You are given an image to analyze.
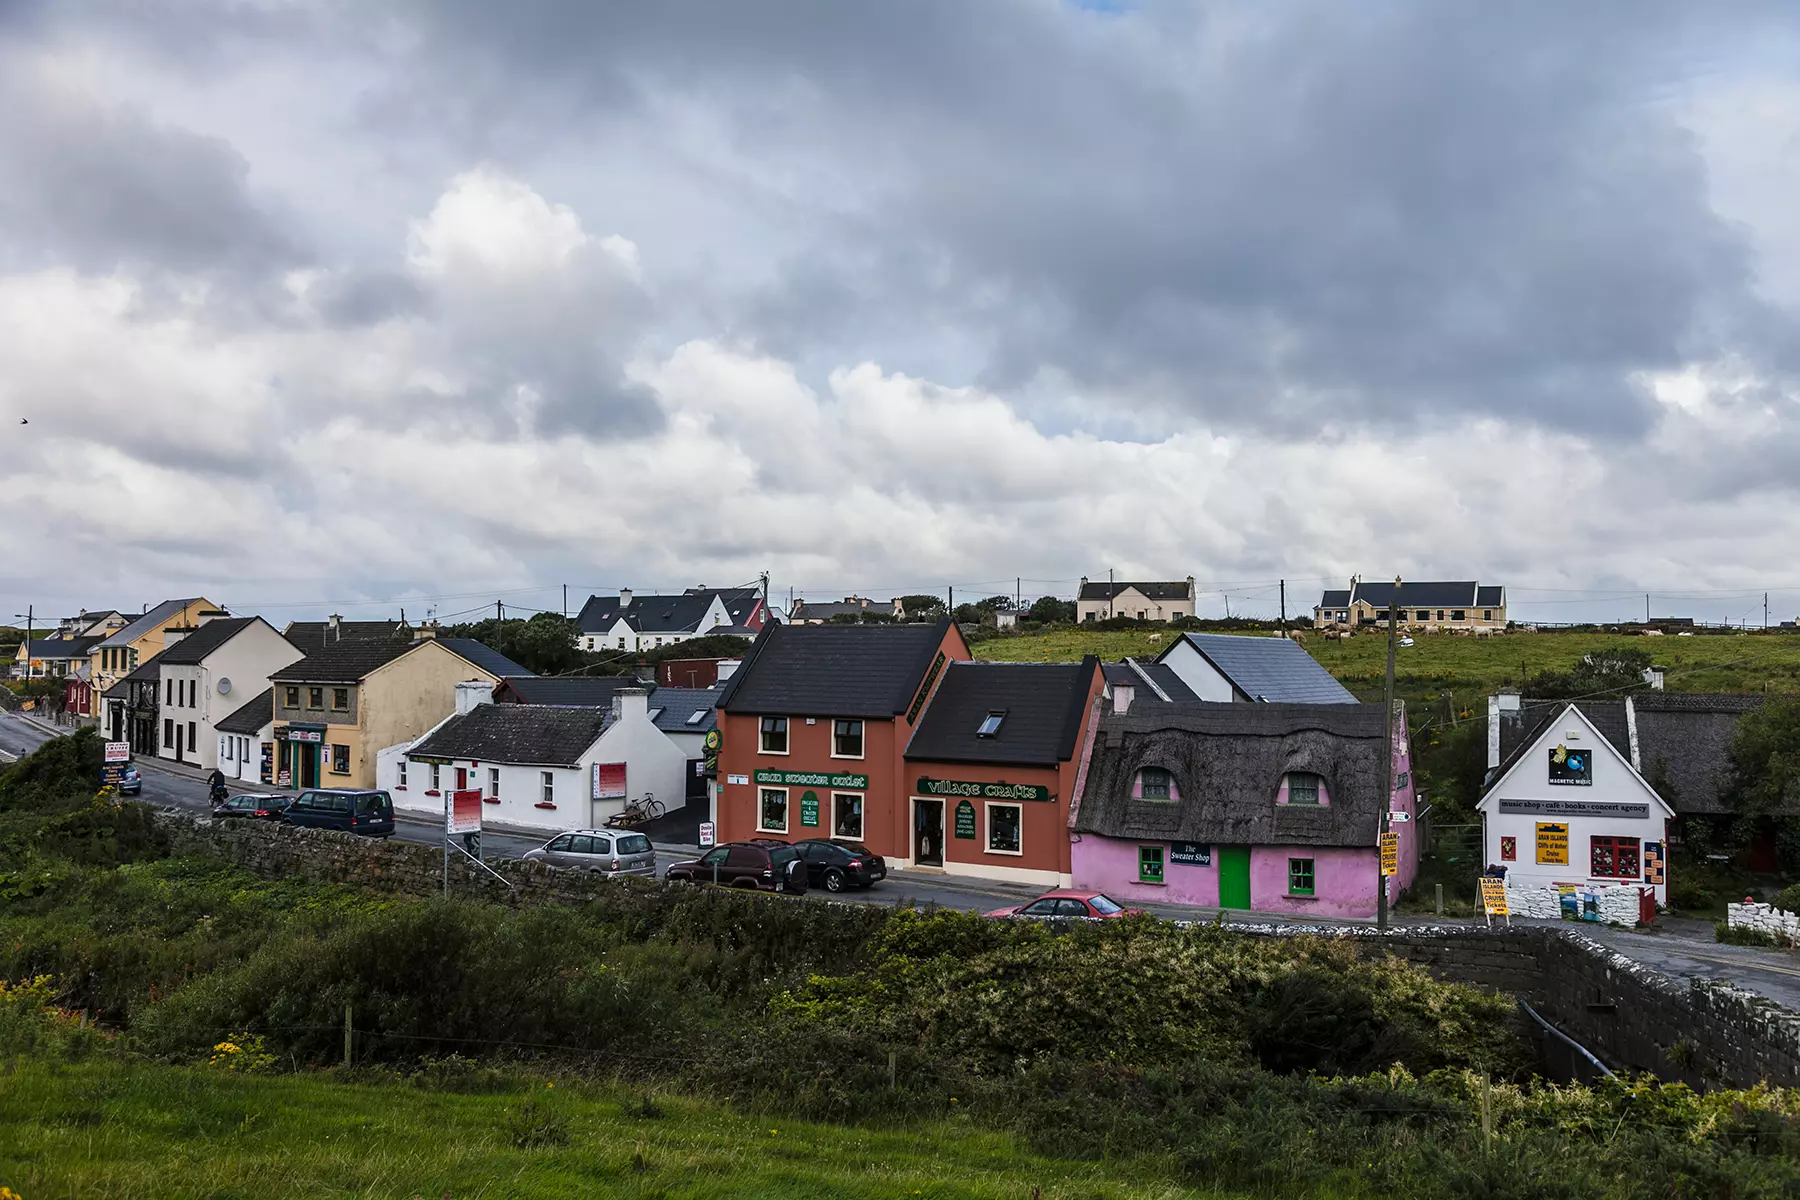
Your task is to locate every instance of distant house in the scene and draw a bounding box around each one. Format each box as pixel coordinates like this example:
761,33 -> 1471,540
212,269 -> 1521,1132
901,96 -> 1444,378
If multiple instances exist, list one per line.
87,598 -> 226,719
492,676 -> 643,707
281,616 -> 412,651
154,616 -> 302,771
1154,633 -> 1358,704
1071,699 -> 1418,918
14,635 -> 104,680
1315,579 -> 1506,632
575,587 -> 765,652
1076,577 -> 1196,623
789,596 -> 901,624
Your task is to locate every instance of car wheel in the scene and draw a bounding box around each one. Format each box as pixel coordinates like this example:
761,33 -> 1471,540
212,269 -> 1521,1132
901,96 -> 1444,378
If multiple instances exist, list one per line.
823,868 -> 845,893
732,878 -> 759,890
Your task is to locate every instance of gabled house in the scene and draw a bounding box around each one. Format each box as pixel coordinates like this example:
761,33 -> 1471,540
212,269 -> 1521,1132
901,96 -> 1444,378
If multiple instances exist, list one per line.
650,686 -> 723,810
153,616 -> 302,770
1155,633 -> 1357,704
575,587 -> 766,652
56,610 -> 129,639
492,676 -> 643,707
216,688 -> 275,784
268,633 -> 531,790
282,616 -> 412,651
87,598 -> 225,719
1478,700 -> 1674,906
1072,699 -> 1418,917
1076,577 -> 1196,623
714,619 -> 970,862
15,635 -> 104,679
1315,579 -> 1506,632
789,596 -> 901,624
397,688 -> 688,833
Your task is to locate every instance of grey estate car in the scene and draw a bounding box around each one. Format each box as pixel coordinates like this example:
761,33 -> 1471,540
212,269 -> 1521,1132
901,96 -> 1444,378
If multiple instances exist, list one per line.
522,829 -> 657,877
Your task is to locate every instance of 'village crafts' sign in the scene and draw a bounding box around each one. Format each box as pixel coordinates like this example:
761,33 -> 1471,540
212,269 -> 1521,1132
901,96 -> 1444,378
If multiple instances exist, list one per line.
915,776 -> 1052,802
754,769 -> 870,790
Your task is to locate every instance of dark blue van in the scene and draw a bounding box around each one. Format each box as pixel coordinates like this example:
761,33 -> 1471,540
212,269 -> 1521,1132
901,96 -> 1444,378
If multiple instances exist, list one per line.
280,788 -> 396,837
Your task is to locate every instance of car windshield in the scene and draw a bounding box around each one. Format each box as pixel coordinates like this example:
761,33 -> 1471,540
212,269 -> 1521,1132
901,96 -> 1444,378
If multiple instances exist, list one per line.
1087,894 -> 1125,915
615,834 -> 651,854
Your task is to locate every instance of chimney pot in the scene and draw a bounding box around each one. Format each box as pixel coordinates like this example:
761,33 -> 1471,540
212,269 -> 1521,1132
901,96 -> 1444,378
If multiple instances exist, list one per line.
1112,683 -> 1135,715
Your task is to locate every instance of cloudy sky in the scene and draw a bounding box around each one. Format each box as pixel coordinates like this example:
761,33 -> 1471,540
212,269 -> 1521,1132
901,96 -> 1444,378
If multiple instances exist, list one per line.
4,1 -> 1800,627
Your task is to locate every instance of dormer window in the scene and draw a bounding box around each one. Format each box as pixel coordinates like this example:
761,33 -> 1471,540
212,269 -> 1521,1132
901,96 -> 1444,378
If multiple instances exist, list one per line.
1138,767 -> 1174,801
976,711 -> 1005,738
685,710 -> 706,726
1285,772 -> 1323,806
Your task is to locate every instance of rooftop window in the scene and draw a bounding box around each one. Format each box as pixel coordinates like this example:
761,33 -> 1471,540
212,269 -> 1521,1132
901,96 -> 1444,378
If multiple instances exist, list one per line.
976,711 -> 1005,738
685,710 -> 707,726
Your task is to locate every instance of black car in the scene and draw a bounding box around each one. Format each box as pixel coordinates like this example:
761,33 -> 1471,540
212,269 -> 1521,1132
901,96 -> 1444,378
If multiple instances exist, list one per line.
793,839 -> 886,892
279,788 -> 396,837
211,793 -> 292,820
665,841 -> 807,893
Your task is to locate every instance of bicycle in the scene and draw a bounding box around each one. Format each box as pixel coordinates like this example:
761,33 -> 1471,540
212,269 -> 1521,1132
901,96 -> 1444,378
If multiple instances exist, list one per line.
604,794 -> 666,828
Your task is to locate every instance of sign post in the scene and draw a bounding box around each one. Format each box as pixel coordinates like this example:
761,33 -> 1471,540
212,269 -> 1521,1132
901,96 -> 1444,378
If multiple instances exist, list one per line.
699,821 -> 716,848
1380,831 -> 1399,878
104,741 -> 130,764
1479,876 -> 1511,929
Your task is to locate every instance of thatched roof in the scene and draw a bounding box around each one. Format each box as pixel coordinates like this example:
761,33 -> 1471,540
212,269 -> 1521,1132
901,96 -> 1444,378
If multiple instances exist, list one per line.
1073,701 -> 1390,847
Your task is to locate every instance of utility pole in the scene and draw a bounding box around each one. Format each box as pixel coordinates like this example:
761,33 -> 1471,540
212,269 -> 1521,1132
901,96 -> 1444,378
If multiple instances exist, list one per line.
1378,579 -> 1399,932
761,571 -> 770,621
1016,577 -> 1021,612
23,604 -> 31,681
1645,593 -> 1650,624
562,584 -> 568,618
947,586 -> 954,616
1108,568 -> 1114,619
1766,592 -> 1771,629
1279,579 -> 1286,627
497,599 -> 504,623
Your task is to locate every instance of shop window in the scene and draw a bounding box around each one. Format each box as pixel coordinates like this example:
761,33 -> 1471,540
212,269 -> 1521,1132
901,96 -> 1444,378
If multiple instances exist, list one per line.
330,743 -> 349,774
1590,836 -> 1640,879
1138,767 -> 1174,800
833,719 -> 864,758
1288,858 -> 1315,896
833,792 -> 864,839
760,716 -> 789,754
1285,772 -> 1323,805
987,803 -> 1022,854
1138,845 -> 1165,884
759,787 -> 789,832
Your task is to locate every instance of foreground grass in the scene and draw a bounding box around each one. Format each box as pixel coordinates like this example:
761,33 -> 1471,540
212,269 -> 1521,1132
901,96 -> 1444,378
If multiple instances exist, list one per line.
0,1060 -> 1221,1200
977,627 -> 1800,700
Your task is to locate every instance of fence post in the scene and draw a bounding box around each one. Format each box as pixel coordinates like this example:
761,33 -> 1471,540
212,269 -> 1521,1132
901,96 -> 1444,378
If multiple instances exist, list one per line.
343,999 -> 353,1069
888,1050 -> 897,1091
1435,883 -> 1444,915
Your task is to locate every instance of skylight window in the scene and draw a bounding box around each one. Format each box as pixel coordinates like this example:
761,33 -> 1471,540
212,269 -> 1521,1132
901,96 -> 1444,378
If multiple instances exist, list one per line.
648,708 -> 664,722
976,711 -> 1005,737
686,710 -> 706,725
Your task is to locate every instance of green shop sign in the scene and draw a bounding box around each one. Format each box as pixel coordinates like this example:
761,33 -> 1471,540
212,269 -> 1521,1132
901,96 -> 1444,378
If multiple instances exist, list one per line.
753,769 -> 871,790
916,776 -> 1052,803
800,790 -> 820,827
953,799 -> 977,839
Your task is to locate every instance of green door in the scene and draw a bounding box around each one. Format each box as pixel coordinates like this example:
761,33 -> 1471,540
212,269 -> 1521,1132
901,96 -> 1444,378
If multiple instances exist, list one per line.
1218,846 -> 1251,910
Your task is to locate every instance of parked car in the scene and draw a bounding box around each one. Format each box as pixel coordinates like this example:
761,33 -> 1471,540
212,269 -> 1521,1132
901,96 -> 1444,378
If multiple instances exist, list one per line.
983,890 -> 1146,920
665,841 -> 806,892
792,839 -> 886,892
117,765 -> 141,796
211,792 -> 292,820
279,788 -> 395,838
521,829 -> 656,877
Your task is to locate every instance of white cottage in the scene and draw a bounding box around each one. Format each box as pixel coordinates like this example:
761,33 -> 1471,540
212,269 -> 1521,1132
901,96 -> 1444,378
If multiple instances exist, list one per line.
1477,701 -> 1673,907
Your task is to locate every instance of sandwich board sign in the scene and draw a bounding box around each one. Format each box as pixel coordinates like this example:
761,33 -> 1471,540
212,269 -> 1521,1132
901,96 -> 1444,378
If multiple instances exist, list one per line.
104,741 -> 130,764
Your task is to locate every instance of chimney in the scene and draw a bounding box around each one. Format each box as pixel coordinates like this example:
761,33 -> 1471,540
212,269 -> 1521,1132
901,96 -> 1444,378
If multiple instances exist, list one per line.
164,627 -> 191,648
329,613 -> 342,643
413,622 -> 439,641
619,588 -> 633,609
1112,682 -> 1134,714
455,680 -> 494,715
613,686 -> 650,722
196,609 -> 228,626
716,659 -> 741,682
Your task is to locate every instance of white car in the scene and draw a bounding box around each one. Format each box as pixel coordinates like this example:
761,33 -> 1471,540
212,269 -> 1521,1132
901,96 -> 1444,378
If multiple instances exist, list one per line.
1398,635 -> 1415,647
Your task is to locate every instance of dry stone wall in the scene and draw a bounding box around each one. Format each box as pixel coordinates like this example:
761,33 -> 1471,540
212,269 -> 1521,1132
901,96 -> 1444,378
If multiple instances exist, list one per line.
1728,901 -> 1800,943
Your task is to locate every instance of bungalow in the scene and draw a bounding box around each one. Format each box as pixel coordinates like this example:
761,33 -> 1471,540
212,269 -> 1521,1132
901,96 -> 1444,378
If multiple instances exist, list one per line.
1071,699 -> 1418,918
1155,632 -> 1357,704
14,634 -> 104,679
1315,579 -> 1506,632
714,619 -> 970,863
216,688 -> 275,785
789,596 -> 902,624
575,587 -> 765,652
1076,577 -> 1196,624
154,616 -> 301,770
399,688 -> 687,833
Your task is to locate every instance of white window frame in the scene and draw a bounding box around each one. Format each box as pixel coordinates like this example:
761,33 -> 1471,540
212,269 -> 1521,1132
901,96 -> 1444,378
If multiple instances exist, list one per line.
540,771 -> 555,806
397,761 -> 408,789
985,801 -> 1023,856
760,715 -> 790,755
830,718 -> 865,760
430,763 -> 441,792
758,786 -> 790,833
489,767 -> 500,799
831,791 -> 864,840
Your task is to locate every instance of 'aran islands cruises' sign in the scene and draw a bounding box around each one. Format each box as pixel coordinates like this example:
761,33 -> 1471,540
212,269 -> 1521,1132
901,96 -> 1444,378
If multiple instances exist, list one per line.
916,776 -> 1053,802
753,769 -> 871,790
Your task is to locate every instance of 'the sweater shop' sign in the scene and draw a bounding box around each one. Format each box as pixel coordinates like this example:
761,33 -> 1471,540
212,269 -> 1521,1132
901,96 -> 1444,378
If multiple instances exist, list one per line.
915,776 -> 1052,802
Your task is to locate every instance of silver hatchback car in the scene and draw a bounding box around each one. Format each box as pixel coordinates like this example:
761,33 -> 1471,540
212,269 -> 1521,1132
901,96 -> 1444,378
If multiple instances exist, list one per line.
522,829 -> 657,877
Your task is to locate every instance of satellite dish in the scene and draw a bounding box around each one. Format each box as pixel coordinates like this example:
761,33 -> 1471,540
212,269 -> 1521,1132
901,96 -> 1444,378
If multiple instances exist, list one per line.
217,677 -> 233,695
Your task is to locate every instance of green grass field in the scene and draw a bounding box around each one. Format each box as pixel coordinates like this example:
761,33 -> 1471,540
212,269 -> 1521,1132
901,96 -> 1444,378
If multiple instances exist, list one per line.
976,627 -> 1800,702
0,1061 -> 1218,1200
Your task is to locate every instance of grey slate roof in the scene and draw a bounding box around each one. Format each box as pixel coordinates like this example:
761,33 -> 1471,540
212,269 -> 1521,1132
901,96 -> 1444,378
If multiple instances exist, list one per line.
440,638 -> 533,678
1079,580 -> 1192,601
649,687 -> 720,734
20,635 -> 103,659
96,598 -> 208,650
1106,658 -> 1199,704
409,704 -> 610,768
1327,581 -> 1503,611
216,688 -> 274,736
905,659 -> 1099,766
282,620 -> 411,651
1074,702 -> 1389,846
1493,700 -> 1630,785
578,588 -> 758,636
793,598 -> 889,621
494,676 -> 640,706
273,641 -> 418,683
1632,693 -> 1772,815
1159,633 -> 1357,704
716,619 -> 954,718
1319,590 -> 1352,609
1475,586 -> 1505,608
154,617 -> 271,665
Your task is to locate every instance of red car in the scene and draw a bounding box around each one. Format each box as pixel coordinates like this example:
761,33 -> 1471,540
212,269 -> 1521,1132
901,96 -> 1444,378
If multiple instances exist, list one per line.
983,890 -> 1147,920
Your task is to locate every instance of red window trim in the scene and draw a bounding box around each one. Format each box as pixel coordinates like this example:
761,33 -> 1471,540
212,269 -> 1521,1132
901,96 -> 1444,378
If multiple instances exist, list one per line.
1590,835 -> 1641,879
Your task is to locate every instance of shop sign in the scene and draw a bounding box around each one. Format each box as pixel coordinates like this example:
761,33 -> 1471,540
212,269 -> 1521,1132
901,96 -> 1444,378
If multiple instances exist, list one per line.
1500,835 -> 1517,861
915,776 -> 1052,802
277,769 -> 292,788
1380,831 -> 1399,876
754,769 -> 870,789
726,773 -> 749,786
1498,798 -> 1647,818
286,728 -> 324,744
260,742 -> 274,785
800,790 -> 820,827
1548,745 -> 1593,786
100,763 -> 127,788
104,741 -> 131,764
1644,841 -> 1666,885
699,822 -> 716,847
448,789 -> 482,835
593,762 -> 627,800
906,651 -> 948,723
1535,822 -> 1569,865
953,799 -> 977,839
1169,841 -> 1211,866
1479,877 -> 1509,916
703,728 -> 721,773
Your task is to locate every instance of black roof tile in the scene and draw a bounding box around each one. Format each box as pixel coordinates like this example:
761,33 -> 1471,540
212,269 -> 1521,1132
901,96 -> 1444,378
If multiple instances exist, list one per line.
495,676 -> 640,706
440,638 -> 533,678
216,688 -> 274,735
409,704 -> 610,768
905,659 -> 1099,766
716,619 -> 956,718
1079,580 -> 1192,601
155,617 -> 276,665
273,641 -> 417,683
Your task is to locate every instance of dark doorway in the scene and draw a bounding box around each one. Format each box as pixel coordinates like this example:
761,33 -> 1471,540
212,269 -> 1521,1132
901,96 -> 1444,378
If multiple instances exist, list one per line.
914,799 -> 944,867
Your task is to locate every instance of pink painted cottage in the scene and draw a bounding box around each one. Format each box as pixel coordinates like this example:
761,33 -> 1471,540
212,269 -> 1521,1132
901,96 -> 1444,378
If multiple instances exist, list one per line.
1069,700 -> 1417,919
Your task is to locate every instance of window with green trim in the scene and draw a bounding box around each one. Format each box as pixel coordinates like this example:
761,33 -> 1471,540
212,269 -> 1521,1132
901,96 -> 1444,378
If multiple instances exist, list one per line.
1138,845 -> 1165,884
1288,857 -> 1315,896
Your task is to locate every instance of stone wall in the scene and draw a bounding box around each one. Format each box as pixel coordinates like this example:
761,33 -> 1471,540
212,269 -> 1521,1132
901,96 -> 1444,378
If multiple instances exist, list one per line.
1506,880 -> 1642,925
154,808 -> 1800,1090
1728,901 -> 1800,943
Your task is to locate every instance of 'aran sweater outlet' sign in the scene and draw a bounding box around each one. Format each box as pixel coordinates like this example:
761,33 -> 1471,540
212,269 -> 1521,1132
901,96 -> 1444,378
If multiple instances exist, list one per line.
753,769 -> 871,790
915,777 -> 1053,802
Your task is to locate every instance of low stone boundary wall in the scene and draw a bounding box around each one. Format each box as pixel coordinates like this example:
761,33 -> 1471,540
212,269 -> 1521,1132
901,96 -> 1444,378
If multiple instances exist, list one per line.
154,808 -> 1800,1090
1728,901 -> 1800,943
1505,881 -> 1643,925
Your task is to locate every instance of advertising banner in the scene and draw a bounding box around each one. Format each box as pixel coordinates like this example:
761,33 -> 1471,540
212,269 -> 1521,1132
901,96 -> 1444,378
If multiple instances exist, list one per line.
104,741 -> 131,764
1479,877 -> 1509,916
953,799 -> 977,839
1379,831 -> 1399,876
448,789 -> 482,835
1535,822 -> 1570,865
1170,841 -> 1211,866
799,790 -> 820,826
593,762 -> 627,800
1547,745 -> 1593,786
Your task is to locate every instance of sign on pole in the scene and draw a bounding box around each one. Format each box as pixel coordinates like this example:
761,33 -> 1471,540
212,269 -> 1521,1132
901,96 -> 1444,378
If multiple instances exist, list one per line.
1386,811 -> 1411,823
104,741 -> 131,764
1379,831 -> 1399,876
699,821 -> 716,847
447,789 -> 483,836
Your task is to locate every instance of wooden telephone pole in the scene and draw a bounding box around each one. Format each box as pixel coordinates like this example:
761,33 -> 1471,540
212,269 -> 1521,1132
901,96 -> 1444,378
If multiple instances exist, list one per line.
1378,578 -> 1399,932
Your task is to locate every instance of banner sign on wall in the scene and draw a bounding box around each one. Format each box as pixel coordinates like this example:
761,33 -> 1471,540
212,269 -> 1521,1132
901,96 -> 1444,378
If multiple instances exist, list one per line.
800,790 -> 820,826
953,799 -> 977,839
754,769 -> 870,789
1535,822 -> 1570,865
1170,841 -> 1211,866
593,762 -> 627,800
448,789 -> 482,835
1547,745 -> 1593,786
915,777 -> 1052,802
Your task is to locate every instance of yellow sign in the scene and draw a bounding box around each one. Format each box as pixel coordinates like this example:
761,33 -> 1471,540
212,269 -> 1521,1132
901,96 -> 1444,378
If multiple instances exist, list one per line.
1536,822 -> 1569,865
1479,877 -> 1509,916
1380,831 -> 1399,876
